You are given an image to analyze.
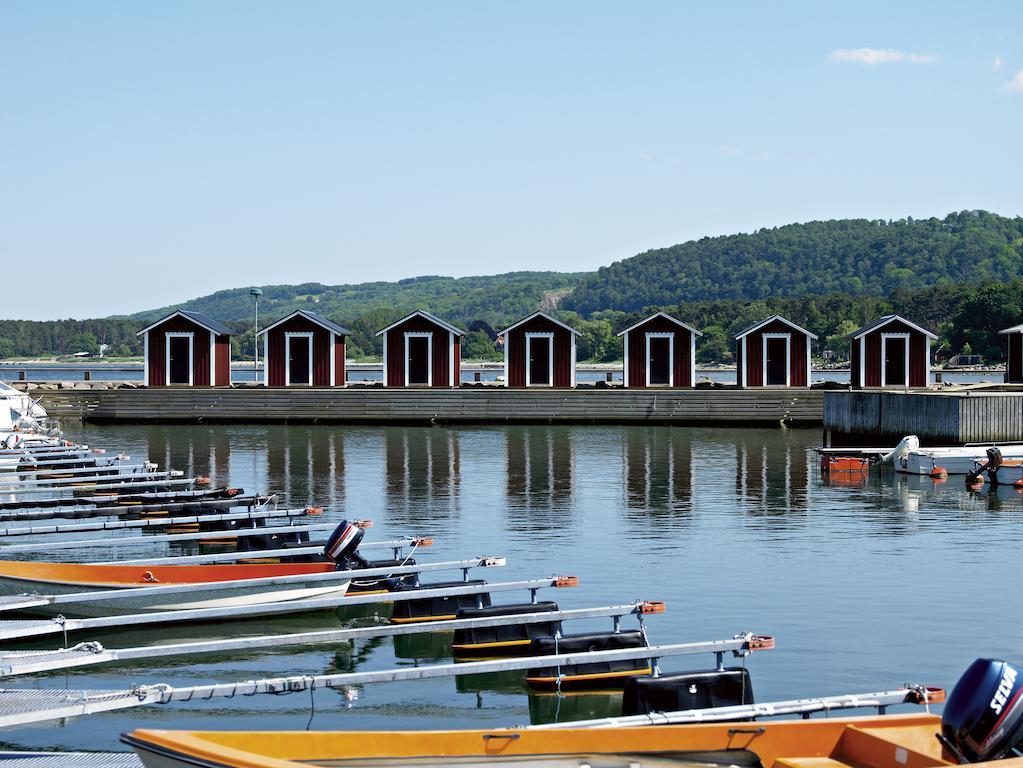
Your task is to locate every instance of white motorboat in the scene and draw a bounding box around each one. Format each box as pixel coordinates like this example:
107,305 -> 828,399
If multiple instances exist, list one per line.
883,435 -> 1023,475
0,381 -> 63,455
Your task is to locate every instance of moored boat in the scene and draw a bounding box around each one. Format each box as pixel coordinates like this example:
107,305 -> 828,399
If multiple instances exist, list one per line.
122,658 -> 1023,768
0,558 -> 346,616
0,519 -> 378,616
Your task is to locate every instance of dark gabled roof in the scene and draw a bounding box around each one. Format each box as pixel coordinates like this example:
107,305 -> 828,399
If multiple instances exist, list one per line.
615,311 -> 703,338
497,311 -> 581,337
849,314 -> 937,340
732,315 -> 818,341
256,309 -> 351,338
136,310 -> 233,338
374,310 -> 466,337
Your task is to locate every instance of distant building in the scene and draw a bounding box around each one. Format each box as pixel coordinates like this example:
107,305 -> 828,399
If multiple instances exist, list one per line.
256,310 -> 350,387
850,315 -> 936,388
375,311 -> 464,387
498,311 -> 580,388
616,312 -> 702,388
947,354 -> 983,368
1000,323 -> 1023,383
137,310 -> 232,387
733,315 -> 816,388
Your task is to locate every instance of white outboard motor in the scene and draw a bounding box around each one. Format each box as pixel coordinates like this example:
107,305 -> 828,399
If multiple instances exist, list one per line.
881,435 -> 919,464
322,520 -> 368,571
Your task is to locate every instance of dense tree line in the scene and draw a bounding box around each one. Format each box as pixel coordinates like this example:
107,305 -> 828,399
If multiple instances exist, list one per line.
562,211 -> 1023,316
5,211 -> 1023,365
0,319 -> 142,358
2,279 -> 1020,365
559,279 -> 1023,363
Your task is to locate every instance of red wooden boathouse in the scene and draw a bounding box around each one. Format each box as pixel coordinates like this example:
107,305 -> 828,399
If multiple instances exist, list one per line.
256,310 -> 350,387
499,311 -> 580,388
850,315 -> 936,388
376,311 -> 464,388
1000,323 -> 1023,384
734,315 -> 816,388
137,310 -> 232,387
617,311 -> 702,388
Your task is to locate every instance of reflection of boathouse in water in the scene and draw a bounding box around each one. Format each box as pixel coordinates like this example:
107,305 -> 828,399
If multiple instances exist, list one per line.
385,429 -> 461,527
622,429 -> 694,515
505,429 -> 575,532
146,426 -> 232,486
266,427 -> 345,507
734,437 -> 810,517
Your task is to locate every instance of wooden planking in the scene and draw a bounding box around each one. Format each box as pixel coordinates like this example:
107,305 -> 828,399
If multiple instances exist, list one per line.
34,387 -> 826,426
826,390 -> 1023,444
958,393 -> 1023,443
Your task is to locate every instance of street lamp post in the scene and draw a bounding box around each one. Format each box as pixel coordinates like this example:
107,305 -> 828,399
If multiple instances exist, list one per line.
250,287 -> 263,382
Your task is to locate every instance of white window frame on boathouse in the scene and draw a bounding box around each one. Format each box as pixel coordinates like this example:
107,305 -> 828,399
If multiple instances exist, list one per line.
880,332 -> 911,388
761,333 -> 791,387
525,332 -> 555,387
164,331 -> 194,386
284,332 -> 314,387
644,332 -> 674,387
404,331 -> 433,387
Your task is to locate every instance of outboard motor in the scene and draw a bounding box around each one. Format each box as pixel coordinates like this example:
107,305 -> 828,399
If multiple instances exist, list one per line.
881,435 -> 920,465
322,520 -> 368,570
941,658 -> 1023,763
966,447 -> 1005,485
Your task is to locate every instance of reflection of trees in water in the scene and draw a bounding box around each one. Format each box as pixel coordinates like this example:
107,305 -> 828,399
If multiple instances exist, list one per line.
505,428 -> 574,536
733,436 -> 809,520
384,429 -> 461,530
265,428 -> 345,509
622,428 -> 693,523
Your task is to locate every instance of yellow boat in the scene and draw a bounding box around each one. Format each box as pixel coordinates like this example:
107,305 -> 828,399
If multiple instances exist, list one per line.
122,658 -> 1023,768
118,714 -> 1011,768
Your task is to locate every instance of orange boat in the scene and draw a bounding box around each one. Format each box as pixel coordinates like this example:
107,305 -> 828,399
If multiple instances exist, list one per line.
0,519 -> 370,617
0,558 -> 344,616
120,714 -> 1020,768
122,659 -> 1023,768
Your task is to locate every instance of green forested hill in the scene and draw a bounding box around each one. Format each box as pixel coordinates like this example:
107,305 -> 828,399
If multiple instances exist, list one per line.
123,272 -> 583,359
127,272 -> 583,329
562,211 -> 1023,315
4,210 -> 1023,362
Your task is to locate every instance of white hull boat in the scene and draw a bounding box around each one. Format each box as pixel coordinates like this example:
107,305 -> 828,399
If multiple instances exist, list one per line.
883,435 -> 1023,475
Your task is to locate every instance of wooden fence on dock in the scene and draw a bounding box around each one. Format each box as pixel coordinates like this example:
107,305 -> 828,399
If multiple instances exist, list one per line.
824,390 -> 1023,444
36,387 -> 825,426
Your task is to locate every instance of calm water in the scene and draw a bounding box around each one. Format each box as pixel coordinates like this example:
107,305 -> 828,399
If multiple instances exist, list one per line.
2,423 -> 1021,753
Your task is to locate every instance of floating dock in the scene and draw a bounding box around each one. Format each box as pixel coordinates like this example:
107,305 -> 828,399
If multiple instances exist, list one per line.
824,388 -> 1023,445
35,387 -> 826,426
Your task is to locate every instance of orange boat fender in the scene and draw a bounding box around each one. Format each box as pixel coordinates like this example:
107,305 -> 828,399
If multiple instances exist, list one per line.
929,467 -> 948,479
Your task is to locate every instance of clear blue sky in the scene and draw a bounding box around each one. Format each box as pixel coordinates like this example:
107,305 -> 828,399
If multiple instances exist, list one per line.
2,1 -> 1021,320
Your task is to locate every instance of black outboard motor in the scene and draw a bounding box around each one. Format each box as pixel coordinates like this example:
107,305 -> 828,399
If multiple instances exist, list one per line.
941,658 -> 1023,763
323,520 -> 368,570
967,447 -> 1004,484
